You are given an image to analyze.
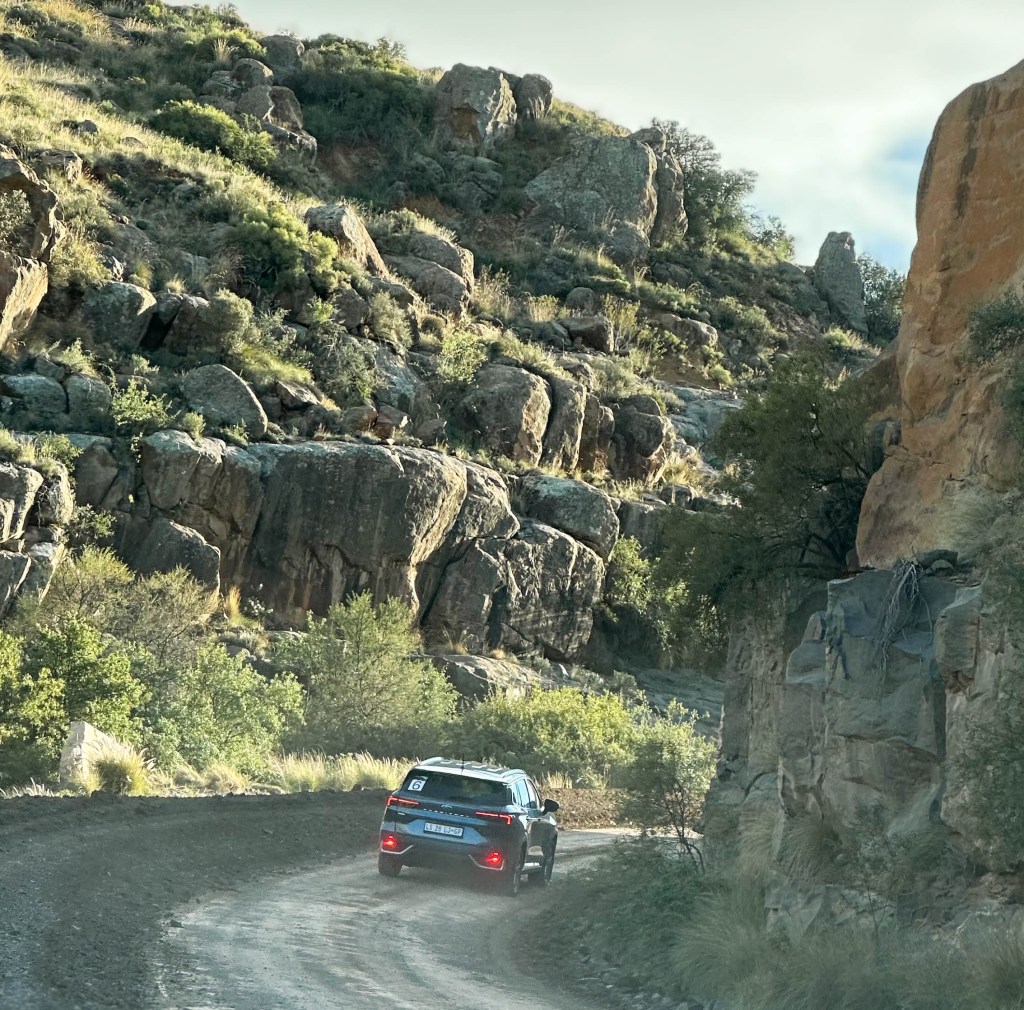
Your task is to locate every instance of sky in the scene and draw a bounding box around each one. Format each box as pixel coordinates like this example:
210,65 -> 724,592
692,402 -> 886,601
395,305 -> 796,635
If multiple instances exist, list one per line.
230,0 -> 1024,271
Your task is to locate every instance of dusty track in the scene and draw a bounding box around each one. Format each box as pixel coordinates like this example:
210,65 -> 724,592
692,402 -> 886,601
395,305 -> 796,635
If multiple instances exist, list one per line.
156,831 -> 618,1010
0,792 -> 383,1009
0,790 -> 619,1009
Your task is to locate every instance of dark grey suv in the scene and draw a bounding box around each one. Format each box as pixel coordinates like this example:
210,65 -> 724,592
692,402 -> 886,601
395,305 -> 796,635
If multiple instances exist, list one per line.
378,758 -> 559,896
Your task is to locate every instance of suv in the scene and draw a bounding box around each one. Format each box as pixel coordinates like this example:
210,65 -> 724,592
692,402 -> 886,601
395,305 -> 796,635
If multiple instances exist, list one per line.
378,757 -> 559,896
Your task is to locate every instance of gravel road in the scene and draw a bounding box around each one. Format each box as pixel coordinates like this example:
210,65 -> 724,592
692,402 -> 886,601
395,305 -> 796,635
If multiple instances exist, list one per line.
156,831 -> 620,1010
0,790 -> 620,1009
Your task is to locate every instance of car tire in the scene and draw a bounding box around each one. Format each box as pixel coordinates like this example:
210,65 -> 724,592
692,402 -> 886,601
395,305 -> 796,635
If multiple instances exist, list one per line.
378,852 -> 402,877
500,848 -> 524,897
530,841 -> 556,887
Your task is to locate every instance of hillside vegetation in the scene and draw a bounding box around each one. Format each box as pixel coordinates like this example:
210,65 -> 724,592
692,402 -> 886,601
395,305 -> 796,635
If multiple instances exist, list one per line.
0,2 -> 896,800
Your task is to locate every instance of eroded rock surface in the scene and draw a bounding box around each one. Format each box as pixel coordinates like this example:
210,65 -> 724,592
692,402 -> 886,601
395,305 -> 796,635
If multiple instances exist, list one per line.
858,60 -> 1024,567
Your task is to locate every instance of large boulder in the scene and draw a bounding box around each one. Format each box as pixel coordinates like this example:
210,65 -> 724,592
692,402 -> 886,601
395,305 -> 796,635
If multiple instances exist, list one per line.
406,232 -> 475,288
244,442 -> 477,620
458,365 -> 550,464
80,282 -> 157,352
0,145 -> 60,261
0,462 -> 43,540
258,34 -> 304,80
65,373 -> 113,430
435,64 -> 516,151
59,721 -> 127,786
0,252 -> 48,350
425,521 -> 604,660
135,518 -> 221,591
651,148 -> 688,246
608,405 -> 674,483
513,74 -> 553,122
525,136 -> 658,241
562,315 -> 613,354
812,231 -> 867,334
519,475 -> 619,560
432,654 -> 542,700
305,203 -> 388,277
181,364 -> 268,440
0,374 -> 67,426
858,60 -> 1024,567
540,376 -> 587,471
383,255 -> 469,315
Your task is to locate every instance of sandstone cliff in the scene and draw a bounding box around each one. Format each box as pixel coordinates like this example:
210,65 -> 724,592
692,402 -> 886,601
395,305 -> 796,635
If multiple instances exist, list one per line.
858,60 -> 1024,568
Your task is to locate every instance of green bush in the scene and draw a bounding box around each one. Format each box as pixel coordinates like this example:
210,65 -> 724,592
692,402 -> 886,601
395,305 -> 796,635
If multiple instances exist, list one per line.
654,355 -> 872,661
0,632 -> 63,787
307,321 -> 380,405
368,291 -> 412,348
150,100 -> 277,171
220,203 -> 337,295
278,593 -> 456,757
110,379 -> 173,435
968,290 -> 1024,361
621,703 -> 717,865
605,537 -> 653,611
711,295 -> 782,350
143,643 -> 303,775
453,687 -> 640,786
437,329 -> 487,386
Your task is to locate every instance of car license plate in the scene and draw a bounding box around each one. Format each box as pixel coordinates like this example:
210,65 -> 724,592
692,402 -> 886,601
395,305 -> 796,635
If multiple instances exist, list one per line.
424,822 -> 464,838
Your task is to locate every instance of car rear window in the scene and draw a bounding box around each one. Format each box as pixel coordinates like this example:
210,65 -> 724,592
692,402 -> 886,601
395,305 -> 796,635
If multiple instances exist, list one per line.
402,771 -> 509,805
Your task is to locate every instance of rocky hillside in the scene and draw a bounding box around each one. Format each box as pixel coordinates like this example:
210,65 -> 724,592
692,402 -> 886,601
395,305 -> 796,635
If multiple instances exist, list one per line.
0,0 -> 892,683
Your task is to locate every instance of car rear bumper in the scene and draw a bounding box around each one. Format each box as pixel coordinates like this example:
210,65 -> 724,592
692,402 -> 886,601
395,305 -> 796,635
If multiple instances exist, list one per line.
379,830 -> 510,872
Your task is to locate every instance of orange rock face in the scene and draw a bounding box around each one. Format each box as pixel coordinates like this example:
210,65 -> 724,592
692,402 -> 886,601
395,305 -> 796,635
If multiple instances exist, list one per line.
858,59 -> 1024,568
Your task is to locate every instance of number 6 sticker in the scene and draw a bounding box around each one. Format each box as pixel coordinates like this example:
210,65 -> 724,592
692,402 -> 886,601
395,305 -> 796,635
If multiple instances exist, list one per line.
408,778 -> 426,792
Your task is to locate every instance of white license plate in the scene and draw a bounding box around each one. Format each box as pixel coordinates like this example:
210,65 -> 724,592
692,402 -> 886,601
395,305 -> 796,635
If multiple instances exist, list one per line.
424,822 -> 464,838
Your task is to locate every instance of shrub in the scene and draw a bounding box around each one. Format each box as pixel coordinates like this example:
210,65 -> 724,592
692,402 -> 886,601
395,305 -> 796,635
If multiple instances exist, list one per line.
605,536 -> 653,610
144,643 -> 303,775
220,203 -> 337,295
150,100 -> 277,170
0,632 -> 63,787
110,379 -> 172,434
711,295 -> 782,350
621,703 -> 718,867
453,688 -> 641,786
654,355 -> 872,661
860,254 -> 905,346
307,322 -> 380,405
90,742 -> 152,795
437,329 -> 487,386
278,593 -> 456,757
368,291 -> 412,347
968,290 -> 1024,361
23,618 -> 146,745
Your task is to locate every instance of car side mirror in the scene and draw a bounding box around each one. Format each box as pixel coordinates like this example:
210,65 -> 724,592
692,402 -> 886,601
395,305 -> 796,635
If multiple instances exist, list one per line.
542,798 -> 559,814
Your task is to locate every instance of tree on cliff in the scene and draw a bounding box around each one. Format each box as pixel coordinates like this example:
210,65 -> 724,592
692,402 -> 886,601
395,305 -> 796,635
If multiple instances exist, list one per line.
859,254 -> 905,346
654,354 -> 872,660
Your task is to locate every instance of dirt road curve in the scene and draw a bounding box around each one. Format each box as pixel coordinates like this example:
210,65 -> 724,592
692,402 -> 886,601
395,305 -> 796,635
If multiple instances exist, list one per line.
157,831 -> 617,1010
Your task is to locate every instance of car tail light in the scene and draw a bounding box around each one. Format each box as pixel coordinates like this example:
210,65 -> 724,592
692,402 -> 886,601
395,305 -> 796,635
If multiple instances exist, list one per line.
387,796 -> 419,808
475,811 -> 513,825
483,850 -> 504,868
381,833 -> 401,851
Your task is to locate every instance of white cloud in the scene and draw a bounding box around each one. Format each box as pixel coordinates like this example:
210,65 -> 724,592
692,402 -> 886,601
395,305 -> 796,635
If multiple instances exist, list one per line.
233,0 -> 1024,270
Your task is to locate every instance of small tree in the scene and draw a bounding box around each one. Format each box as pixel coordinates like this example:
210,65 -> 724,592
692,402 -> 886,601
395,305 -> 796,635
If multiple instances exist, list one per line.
144,643 -> 303,774
622,703 -> 717,869
278,592 -> 456,756
860,254 -> 906,347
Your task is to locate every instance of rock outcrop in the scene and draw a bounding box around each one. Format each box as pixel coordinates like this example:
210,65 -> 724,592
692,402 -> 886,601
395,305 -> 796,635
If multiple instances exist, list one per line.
812,231 -> 866,334
435,64 -> 517,152
304,204 -> 388,276
0,146 -> 61,348
524,132 -> 686,259
87,435 -> 607,660
858,60 -> 1024,568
